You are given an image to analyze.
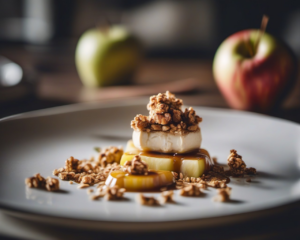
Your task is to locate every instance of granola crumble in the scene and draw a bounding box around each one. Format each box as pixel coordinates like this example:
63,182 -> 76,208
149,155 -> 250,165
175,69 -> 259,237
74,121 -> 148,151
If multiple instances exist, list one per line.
227,149 -> 246,176
160,190 -> 175,204
53,147 -> 123,187
137,194 -> 160,206
213,187 -> 232,202
123,155 -> 148,175
131,91 -> 202,134
96,146 -> 123,167
179,184 -> 203,197
45,177 -> 60,191
25,173 -> 46,189
25,173 -> 59,191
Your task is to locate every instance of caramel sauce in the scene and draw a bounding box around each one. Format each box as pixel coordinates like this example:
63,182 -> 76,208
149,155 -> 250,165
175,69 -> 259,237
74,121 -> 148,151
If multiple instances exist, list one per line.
125,148 -> 213,174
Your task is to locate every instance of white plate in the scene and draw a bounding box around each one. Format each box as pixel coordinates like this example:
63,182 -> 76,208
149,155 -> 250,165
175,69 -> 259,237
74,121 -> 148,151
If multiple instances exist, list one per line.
0,100 -> 300,231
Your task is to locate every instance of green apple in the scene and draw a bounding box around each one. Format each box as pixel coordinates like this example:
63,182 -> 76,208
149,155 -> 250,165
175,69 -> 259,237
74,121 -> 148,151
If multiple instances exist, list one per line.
75,26 -> 142,87
213,29 -> 297,112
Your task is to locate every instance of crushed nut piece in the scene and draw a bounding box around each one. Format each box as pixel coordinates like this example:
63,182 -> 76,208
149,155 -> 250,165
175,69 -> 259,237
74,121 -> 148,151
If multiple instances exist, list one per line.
104,186 -> 126,200
246,178 -> 251,182
25,174 -> 59,192
137,194 -> 160,206
45,177 -> 60,191
213,187 -> 232,202
25,173 -> 46,189
123,155 -> 148,175
227,150 -> 246,176
179,184 -> 202,197
160,190 -> 175,204
69,181 -> 73,184
96,146 -> 123,167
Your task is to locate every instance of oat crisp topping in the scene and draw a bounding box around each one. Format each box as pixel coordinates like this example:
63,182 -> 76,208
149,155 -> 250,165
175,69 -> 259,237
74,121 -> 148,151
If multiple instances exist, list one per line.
213,187 -> 232,202
123,155 -> 148,175
137,194 -> 160,206
179,184 -> 203,197
25,173 -> 59,191
131,91 -> 202,134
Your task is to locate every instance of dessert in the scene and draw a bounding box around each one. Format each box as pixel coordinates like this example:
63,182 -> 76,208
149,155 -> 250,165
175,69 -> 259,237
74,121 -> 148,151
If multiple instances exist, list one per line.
121,91 -> 213,181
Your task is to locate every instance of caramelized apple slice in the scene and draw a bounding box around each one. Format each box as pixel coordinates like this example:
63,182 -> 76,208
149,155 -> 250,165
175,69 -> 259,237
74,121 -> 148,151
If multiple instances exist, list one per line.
120,140 -> 212,178
105,170 -> 174,191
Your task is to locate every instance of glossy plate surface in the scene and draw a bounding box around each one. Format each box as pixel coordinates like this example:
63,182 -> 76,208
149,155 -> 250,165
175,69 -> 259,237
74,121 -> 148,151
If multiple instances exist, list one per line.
0,100 -> 300,228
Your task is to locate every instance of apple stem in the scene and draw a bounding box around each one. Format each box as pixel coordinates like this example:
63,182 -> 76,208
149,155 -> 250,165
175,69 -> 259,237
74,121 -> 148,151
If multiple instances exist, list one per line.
253,15 -> 269,55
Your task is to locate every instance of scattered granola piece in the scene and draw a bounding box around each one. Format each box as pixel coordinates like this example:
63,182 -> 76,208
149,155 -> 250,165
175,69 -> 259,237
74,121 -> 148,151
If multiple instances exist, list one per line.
200,171 -> 230,188
246,178 -> 252,182
245,167 -> 257,175
160,190 -> 175,204
105,186 -> 126,200
96,146 -> 123,167
213,187 -> 232,202
25,174 -> 59,192
179,184 -> 202,197
227,149 -> 246,177
69,181 -> 74,184
137,194 -> 160,206
25,173 -> 46,189
160,187 -> 167,192
123,155 -> 148,175
45,177 -> 60,191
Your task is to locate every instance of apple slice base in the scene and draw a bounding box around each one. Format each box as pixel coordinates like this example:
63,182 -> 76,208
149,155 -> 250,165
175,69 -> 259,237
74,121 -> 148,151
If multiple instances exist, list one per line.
105,170 -> 174,192
120,140 -> 213,178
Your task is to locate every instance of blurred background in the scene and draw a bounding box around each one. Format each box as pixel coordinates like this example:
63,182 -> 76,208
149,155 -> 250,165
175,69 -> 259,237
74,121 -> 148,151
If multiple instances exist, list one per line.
0,0 -> 300,121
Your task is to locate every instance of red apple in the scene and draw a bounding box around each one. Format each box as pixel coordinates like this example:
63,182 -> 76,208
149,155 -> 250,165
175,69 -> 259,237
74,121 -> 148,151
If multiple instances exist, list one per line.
213,29 -> 297,112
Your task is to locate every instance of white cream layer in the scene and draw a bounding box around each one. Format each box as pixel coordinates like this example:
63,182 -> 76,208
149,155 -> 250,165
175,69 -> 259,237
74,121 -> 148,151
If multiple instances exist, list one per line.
132,129 -> 201,154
